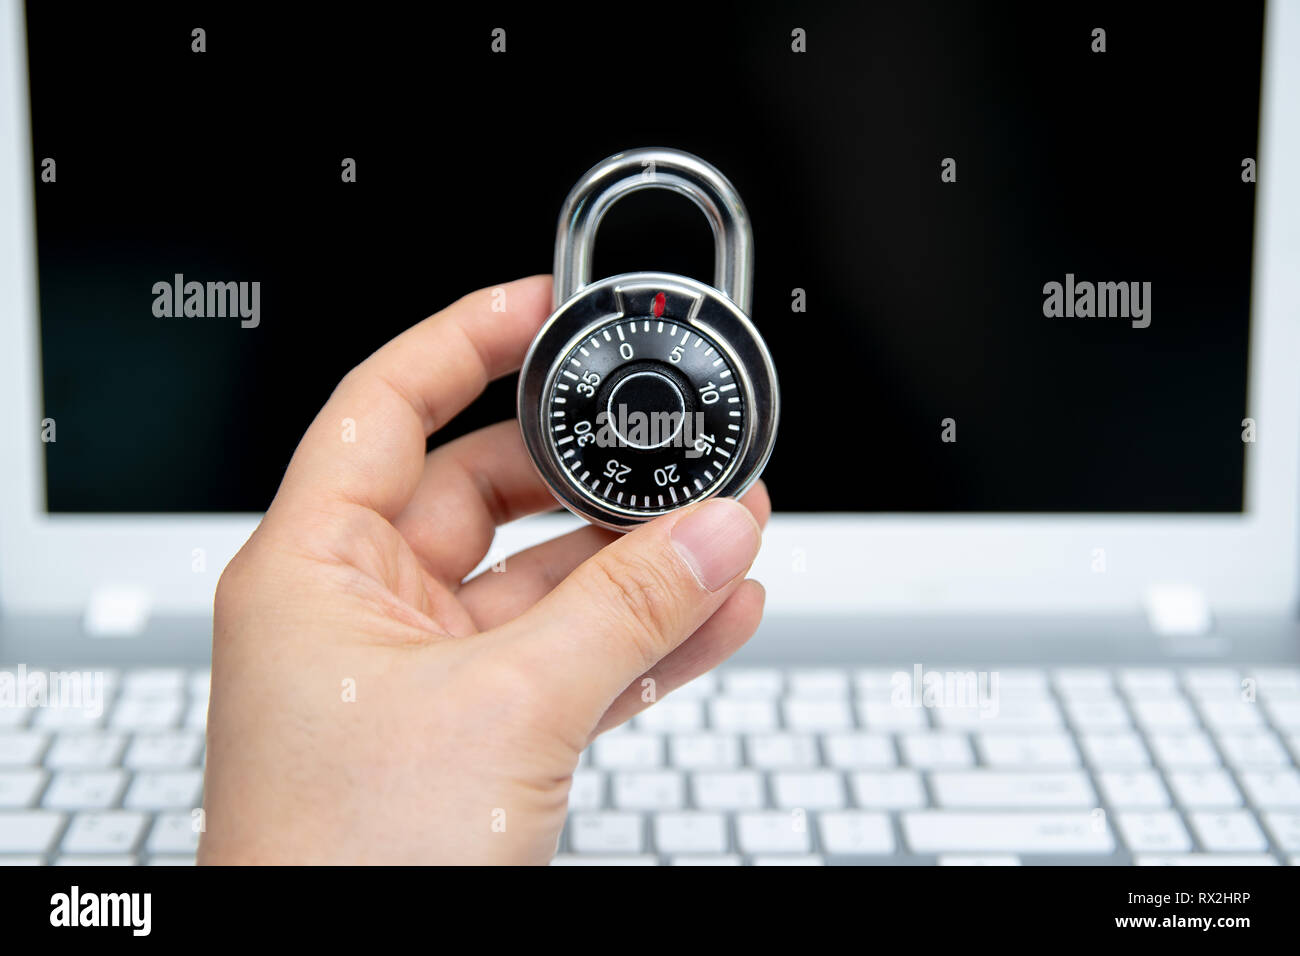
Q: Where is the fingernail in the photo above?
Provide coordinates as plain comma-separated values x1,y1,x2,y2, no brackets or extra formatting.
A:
671,498,761,592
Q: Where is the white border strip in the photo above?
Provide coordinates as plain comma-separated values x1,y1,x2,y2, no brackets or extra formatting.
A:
1,1,1295,616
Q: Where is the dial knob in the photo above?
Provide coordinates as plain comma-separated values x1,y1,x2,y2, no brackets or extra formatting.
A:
519,273,777,532
548,315,744,515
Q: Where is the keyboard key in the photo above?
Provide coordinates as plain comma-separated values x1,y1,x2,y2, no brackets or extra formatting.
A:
669,734,739,769
1079,732,1150,767
1096,771,1170,808
857,700,928,731
612,772,684,810
751,855,824,865
992,669,1051,694
853,669,900,696
1052,669,1113,694
43,732,126,769
976,734,1079,767
719,669,780,698
1120,669,1178,695
746,734,818,769
930,772,1095,808
592,734,663,769
122,669,186,696
1250,668,1300,693
1216,732,1288,768
145,812,202,855
1239,769,1300,808
53,854,136,866
1061,695,1130,730
653,812,727,853
1188,811,1267,852
1130,696,1198,731
933,697,1062,731
110,698,182,731
0,731,48,767
783,699,853,732
123,732,204,769
670,854,740,865
1117,811,1192,852
938,855,1021,865
902,811,1114,854
1266,700,1300,731
1198,698,1264,731
772,771,846,809
568,812,643,853
736,812,811,853
1167,770,1242,808
42,771,127,810
1148,732,1219,768
900,733,973,768
568,770,604,811
60,811,147,853
187,671,212,699
184,701,208,731
0,770,46,808
1262,812,1300,851
31,704,105,730
0,856,43,865
669,673,717,700
551,855,656,866
819,812,894,854
636,699,704,733
788,670,850,698
0,810,65,853
1136,854,1276,866
1182,668,1241,694
122,770,204,809
822,733,895,769
692,771,764,810
850,771,927,809
709,698,777,732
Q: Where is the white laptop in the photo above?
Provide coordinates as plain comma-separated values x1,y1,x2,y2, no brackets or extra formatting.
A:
1,3,1298,866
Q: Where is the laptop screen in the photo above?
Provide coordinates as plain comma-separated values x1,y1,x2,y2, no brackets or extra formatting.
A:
26,2,1264,514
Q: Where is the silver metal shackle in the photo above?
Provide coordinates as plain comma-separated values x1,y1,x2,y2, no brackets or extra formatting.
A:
552,147,755,314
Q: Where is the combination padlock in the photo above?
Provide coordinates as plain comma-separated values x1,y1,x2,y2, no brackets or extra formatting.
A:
518,148,779,531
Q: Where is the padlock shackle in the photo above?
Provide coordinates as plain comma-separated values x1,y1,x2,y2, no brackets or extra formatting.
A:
552,148,754,314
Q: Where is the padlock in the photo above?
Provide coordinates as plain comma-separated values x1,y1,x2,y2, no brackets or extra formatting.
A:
518,147,779,531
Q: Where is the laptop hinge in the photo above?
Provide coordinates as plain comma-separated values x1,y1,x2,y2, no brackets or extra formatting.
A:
83,586,152,637
1144,586,1212,637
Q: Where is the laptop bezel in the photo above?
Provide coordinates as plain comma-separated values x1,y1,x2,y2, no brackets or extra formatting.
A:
1,2,1296,618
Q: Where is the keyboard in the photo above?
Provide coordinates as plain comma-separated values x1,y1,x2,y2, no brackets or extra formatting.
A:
0,667,206,865
554,665,1300,865
2,664,1299,865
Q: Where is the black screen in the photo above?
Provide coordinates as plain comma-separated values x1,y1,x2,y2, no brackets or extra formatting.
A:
26,1,1263,513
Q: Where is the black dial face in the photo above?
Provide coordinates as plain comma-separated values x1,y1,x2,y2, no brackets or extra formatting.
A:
547,315,746,515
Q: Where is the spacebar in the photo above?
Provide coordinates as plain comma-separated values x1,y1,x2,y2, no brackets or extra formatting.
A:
903,812,1115,854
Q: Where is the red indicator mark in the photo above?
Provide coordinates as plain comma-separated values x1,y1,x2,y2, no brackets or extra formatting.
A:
652,292,666,318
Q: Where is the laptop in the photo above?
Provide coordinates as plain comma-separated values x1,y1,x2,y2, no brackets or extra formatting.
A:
1,1,1297,866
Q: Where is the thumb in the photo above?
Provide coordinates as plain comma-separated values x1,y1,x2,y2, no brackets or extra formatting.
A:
497,497,762,727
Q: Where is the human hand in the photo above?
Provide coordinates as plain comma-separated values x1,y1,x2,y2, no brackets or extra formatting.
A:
198,276,769,864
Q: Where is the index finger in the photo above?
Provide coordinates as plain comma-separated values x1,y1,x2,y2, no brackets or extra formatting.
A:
273,275,552,518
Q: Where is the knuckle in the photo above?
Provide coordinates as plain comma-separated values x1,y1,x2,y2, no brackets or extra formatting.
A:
212,552,247,621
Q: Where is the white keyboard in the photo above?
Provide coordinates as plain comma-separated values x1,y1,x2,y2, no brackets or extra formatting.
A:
0,667,206,865
555,665,1300,866
2,664,1299,865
